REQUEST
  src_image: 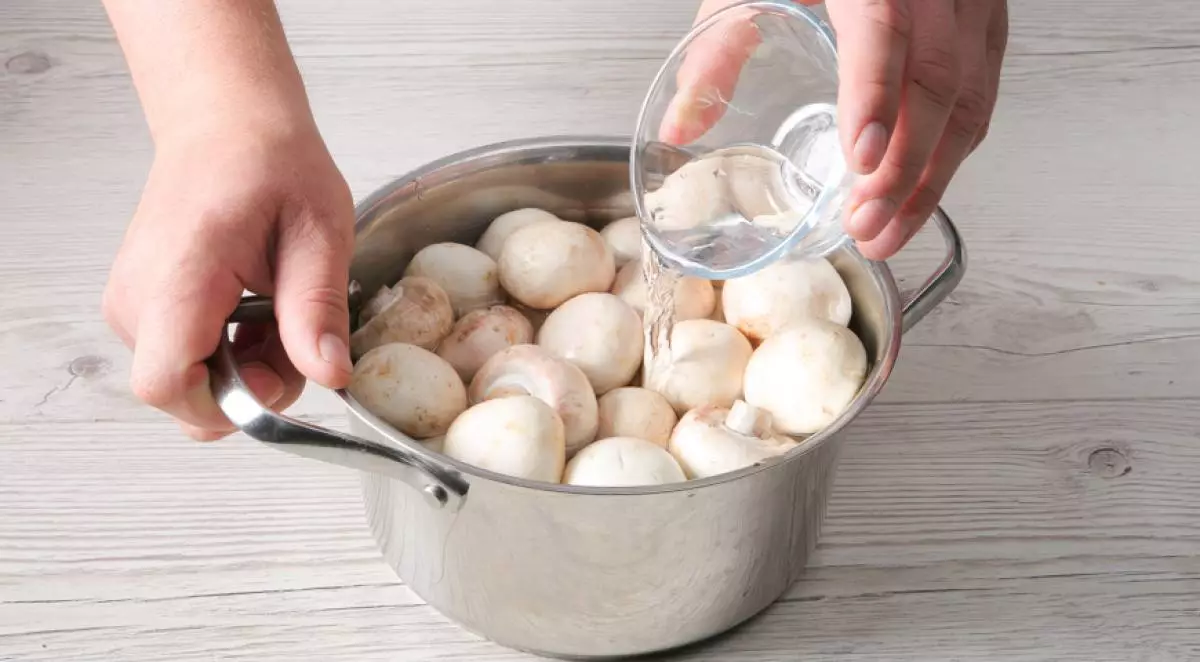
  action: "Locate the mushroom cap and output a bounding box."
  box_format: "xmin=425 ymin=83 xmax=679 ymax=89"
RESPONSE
xmin=403 ymin=242 xmax=504 ymax=317
xmin=443 ymin=395 xmax=566 ymax=483
xmin=498 ymin=221 xmax=616 ymax=309
xmin=644 ymin=318 xmax=753 ymax=414
xmin=667 ymin=402 xmax=799 ymax=479
xmin=720 ymin=256 xmax=852 ymax=344
xmin=437 ymin=304 xmax=534 ymax=382
xmin=476 ymin=208 xmax=561 ymax=261
xmin=349 ymin=277 xmax=455 ymax=359
xmin=743 ymin=317 xmax=868 ymax=435
xmin=469 ymin=344 xmax=600 ymax=457
xmin=562 ymin=436 xmax=686 ymax=487
xmin=642 ymin=156 xmax=729 ymax=232
xmin=599 ymin=216 xmax=643 ymax=268
xmin=611 ymin=260 xmax=716 ymax=322
xmin=643 ymin=151 xmax=801 ymax=235
xmin=348 ymin=343 xmax=467 ymax=439
xmin=596 ymin=387 xmax=677 ymax=447
xmin=536 ymin=292 xmax=642 ymax=395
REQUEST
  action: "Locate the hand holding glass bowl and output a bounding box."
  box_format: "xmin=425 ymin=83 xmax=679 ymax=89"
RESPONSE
xmin=635 ymin=0 xmax=1008 ymax=278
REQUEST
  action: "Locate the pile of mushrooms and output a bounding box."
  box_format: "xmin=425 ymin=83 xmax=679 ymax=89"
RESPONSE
xmin=347 ymin=205 xmax=869 ymax=487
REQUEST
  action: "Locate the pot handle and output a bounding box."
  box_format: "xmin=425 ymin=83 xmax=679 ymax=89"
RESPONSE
xmin=898 ymin=206 xmax=966 ymax=333
xmin=206 ymin=295 xmax=469 ymax=511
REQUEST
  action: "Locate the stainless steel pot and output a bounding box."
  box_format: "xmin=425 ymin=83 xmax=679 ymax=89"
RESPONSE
xmin=208 ymin=136 xmax=964 ymax=659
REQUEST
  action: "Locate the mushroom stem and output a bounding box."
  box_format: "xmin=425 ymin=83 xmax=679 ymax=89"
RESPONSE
xmin=725 ymin=400 xmax=772 ymax=438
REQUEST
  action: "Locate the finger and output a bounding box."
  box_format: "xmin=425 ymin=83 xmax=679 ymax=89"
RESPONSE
xmin=273 ymin=196 xmax=355 ymax=390
xmin=972 ymin=0 xmax=1009 ymax=153
xmin=233 ymin=323 xmax=305 ymax=413
xmin=861 ymin=0 xmax=997 ymax=258
xmin=824 ymin=0 xmax=912 ymax=174
xmin=129 ymin=267 xmax=246 ymax=432
xmin=661 ymin=0 xmax=767 ymax=145
xmin=845 ymin=0 xmax=961 ymax=244
xmin=173 ymin=357 xmax=287 ymax=441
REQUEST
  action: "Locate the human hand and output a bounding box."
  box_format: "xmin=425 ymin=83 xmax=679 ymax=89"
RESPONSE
xmin=675 ymin=0 xmax=1009 ymax=259
xmin=102 ymin=118 xmax=356 ymax=440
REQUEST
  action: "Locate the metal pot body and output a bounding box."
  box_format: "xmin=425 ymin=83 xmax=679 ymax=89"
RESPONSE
xmin=345 ymin=137 xmax=961 ymax=658
xmin=210 ymin=137 xmax=964 ymax=659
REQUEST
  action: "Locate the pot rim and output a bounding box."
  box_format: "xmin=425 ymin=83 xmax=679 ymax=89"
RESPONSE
xmin=336 ymin=134 xmax=903 ymax=497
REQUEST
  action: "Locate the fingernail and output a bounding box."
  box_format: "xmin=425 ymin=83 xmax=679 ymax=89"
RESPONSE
xmin=848 ymin=198 xmax=897 ymax=240
xmin=318 ymin=333 xmax=352 ymax=374
xmin=240 ymin=361 xmax=287 ymax=407
xmin=853 ymin=122 xmax=888 ymax=174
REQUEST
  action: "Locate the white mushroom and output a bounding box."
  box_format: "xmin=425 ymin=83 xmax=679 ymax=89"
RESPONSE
xmin=437 ymin=305 xmax=534 ymax=382
xmin=403 ymin=242 xmax=504 ymax=317
xmin=611 ymin=259 xmax=716 ymax=322
xmin=442 ymin=396 xmax=566 ymax=483
xmin=498 ymin=221 xmax=615 ymax=309
xmin=643 ymin=152 xmax=793 ymax=232
xmin=349 ymin=277 xmax=454 ymax=359
xmin=599 ymin=216 xmax=643 ymax=268
xmin=536 ymin=293 xmax=642 ymax=395
xmin=644 ymin=318 xmax=752 ymax=414
xmin=562 ymin=436 xmax=686 ymax=487
xmin=667 ymin=400 xmax=799 ymax=479
xmin=596 ymin=387 xmax=677 ymax=448
xmin=348 ymin=343 xmax=467 ymax=439
xmin=469 ymin=344 xmax=599 ymax=457
xmin=475 ymin=208 xmax=562 ymax=261
xmin=743 ymin=317 xmax=868 ymax=435
xmin=721 ymin=256 xmax=852 ymax=343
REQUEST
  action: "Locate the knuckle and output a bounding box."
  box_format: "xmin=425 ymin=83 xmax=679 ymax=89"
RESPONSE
xmin=859 ymin=0 xmax=913 ymax=41
xmin=947 ymin=85 xmax=991 ymax=141
xmin=128 ymin=369 xmax=178 ymax=410
xmin=905 ymin=184 xmax=944 ymax=219
xmin=910 ymin=47 xmax=962 ymax=109
xmin=294 ymin=284 xmax=351 ymax=317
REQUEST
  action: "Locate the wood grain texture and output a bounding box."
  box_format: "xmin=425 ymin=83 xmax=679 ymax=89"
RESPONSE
xmin=3 ymin=0 xmax=1200 ymax=659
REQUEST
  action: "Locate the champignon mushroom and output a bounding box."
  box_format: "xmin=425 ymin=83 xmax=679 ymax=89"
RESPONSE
xmin=349 ymin=277 xmax=455 ymax=359
xmin=644 ymin=318 xmax=753 ymax=414
xmin=599 ymin=216 xmax=643 ymax=268
xmin=611 ymin=259 xmax=716 ymax=322
xmin=642 ymin=152 xmax=793 ymax=233
xmin=403 ymin=242 xmax=504 ymax=317
xmin=437 ymin=305 xmax=534 ymax=382
xmin=642 ymin=156 xmax=728 ymax=232
xmin=721 ymin=256 xmax=852 ymax=343
xmin=742 ymin=317 xmax=868 ymax=435
xmin=442 ymin=395 xmax=566 ymax=483
xmin=596 ymin=387 xmax=677 ymax=447
xmin=498 ymin=221 xmax=616 ymax=309
xmin=469 ymin=344 xmax=599 ymax=457
xmin=667 ymin=400 xmax=799 ymax=479
xmin=536 ymin=293 xmax=642 ymax=395
xmin=562 ymin=436 xmax=686 ymax=487
xmin=348 ymin=343 xmax=467 ymax=439
xmin=475 ymin=208 xmax=562 ymax=261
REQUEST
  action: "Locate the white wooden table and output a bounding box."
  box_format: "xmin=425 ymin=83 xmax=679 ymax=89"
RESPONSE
xmin=3 ymin=1 xmax=1199 ymax=660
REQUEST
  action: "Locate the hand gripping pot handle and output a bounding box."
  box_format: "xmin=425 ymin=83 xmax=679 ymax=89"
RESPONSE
xmin=899 ymin=207 xmax=966 ymax=334
xmin=205 ymin=292 xmax=470 ymax=511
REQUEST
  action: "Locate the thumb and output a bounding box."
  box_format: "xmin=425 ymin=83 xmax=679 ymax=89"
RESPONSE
xmin=273 ymin=201 xmax=355 ymax=389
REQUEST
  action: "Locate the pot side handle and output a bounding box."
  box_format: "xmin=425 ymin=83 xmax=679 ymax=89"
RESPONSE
xmin=898 ymin=206 xmax=966 ymax=334
xmin=206 ymin=300 xmax=469 ymax=511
